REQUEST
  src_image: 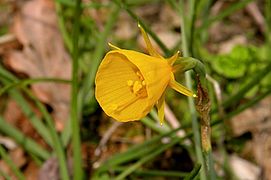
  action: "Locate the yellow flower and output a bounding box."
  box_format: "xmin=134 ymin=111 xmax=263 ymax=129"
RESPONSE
xmin=95 ymin=24 xmax=196 ymax=124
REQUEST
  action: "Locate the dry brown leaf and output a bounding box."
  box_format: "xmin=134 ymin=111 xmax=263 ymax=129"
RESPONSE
xmin=24 ymin=161 xmax=40 ymax=180
xmin=0 ymin=34 xmax=21 ymax=55
xmin=230 ymin=96 xmax=271 ymax=179
xmin=38 ymin=156 xmax=73 ymax=180
xmin=230 ymin=96 xmax=271 ymax=136
xmin=229 ymin=154 xmax=261 ymax=180
xmin=115 ymin=12 xmax=136 ymax=40
xmin=4 ymin=0 xmax=71 ymax=130
xmin=253 ymin=132 xmax=271 ymax=179
xmin=9 ymin=147 xmax=27 ymax=168
xmin=38 ymin=157 xmax=60 ymax=180
xmin=159 ymin=4 xmax=180 ymax=28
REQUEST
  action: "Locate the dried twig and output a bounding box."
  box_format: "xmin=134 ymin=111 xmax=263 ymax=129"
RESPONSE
xmin=246 ymin=2 xmax=265 ymax=34
xmin=0 ymin=34 xmax=19 ymax=55
xmin=165 ymin=104 xmax=190 ymax=144
xmin=94 ymin=121 xmax=121 ymax=157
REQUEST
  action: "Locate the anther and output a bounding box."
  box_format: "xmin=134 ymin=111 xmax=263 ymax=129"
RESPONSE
xmin=127 ymin=80 xmax=134 ymax=87
xmin=142 ymin=80 xmax=146 ymax=86
xmin=133 ymin=81 xmax=143 ymax=94
xmin=136 ymin=71 xmax=144 ymax=80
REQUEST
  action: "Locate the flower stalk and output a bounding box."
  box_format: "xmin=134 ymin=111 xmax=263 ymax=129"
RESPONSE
xmin=175 ymin=57 xmax=215 ymax=178
xmin=195 ymin=75 xmax=216 ymax=179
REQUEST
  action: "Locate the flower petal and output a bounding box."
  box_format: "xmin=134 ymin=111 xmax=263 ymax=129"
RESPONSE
xmin=138 ymin=24 xmax=163 ymax=58
xmin=95 ymin=51 xmax=152 ymax=121
xmin=156 ymin=92 xmax=166 ymax=125
xmin=108 ymin=42 xmax=121 ymax=50
xmin=167 ymin=51 xmax=180 ymax=65
xmin=117 ymin=49 xmax=172 ymax=104
xmin=169 ymin=78 xmax=195 ymax=97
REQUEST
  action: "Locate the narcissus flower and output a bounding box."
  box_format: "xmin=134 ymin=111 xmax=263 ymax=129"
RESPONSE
xmin=95 ymin=24 xmax=196 ymax=124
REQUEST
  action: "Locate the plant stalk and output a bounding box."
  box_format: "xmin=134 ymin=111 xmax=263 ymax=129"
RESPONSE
xmin=71 ymin=0 xmax=83 ymax=179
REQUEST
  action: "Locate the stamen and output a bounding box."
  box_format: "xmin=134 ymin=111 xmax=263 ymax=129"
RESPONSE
xmin=133 ymin=81 xmax=143 ymax=94
xmin=142 ymin=80 xmax=146 ymax=86
xmin=127 ymin=80 xmax=134 ymax=87
xmin=126 ymin=71 xmax=147 ymax=98
xmin=136 ymin=71 xmax=144 ymax=80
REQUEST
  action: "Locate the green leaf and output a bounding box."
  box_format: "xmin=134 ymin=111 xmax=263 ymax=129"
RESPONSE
xmin=211 ymin=45 xmax=257 ymax=78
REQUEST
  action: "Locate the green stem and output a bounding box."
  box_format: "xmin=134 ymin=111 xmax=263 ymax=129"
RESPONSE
xmin=0 ymin=78 xmax=70 ymax=97
xmin=114 ymin=137 xmax=183 ymax=180
xmin=212 ymin=88 xmax=271 ymax=126
xmin=141 ymin=117 xmax=169 ymax=134
xmin=55 ymin=2 xmax=72 ymax=52
xmin=111 ymin=167 xmax=188 ymax=177
xmin=195 ymin=76 xmax=216 ymax=179
xmin=179 ymin=1 xmax=207 ymax=180
xmin=95 ymin=127 xmax=185 ymax=174
xmin=0 ymin=65 xmax=69 ymax=177
xmin=174 ymin=57 xmax=206 ymax=78
xmin=24 ymin=90 xmax=69 ymax=180
xmin=0 ymin=116 xmax=50 ymax=160
xmin=0 ymin=145 xmax=25 ymax=180
xmin=71 ymin=0 xmax=83 ymax=179
xmin=184 ymin=163 xmax=202 ymax=180
xmin=114 ymin=0 xmax=171 ymax=56
xmin=80 ymin=3 xmax=120 ymax=106
xmin=201 ymin=0 xmax=253 ymax=30
xmin=0 ymin=75 xmax=54 ymax=148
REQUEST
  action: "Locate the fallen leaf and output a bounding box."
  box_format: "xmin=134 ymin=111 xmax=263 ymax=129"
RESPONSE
xmin=10 ymin=147 xmax=27 ymax=168
xmin=24 ymin=161 xmax=40 ymax=180
xmin=38 ymin=157 xmax=59 ymax=180
xmin=230 ymin=96 xmax=271 ymax=179
xmin=38 ymin=156 xmax=73 ymax=180
xmin=229 ymin=154 xmax=261 ymax=180
xmin=230 ymin=96 xmax=271 ymax=136
xmin=253 ymin=132 xmax=271 ymax=179
xmin=0 ymin=34 xmax=21 ymax=55
xmin=4 ymin=0 xmax=72 ymax=131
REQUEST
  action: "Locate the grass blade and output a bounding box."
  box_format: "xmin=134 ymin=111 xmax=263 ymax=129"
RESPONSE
xmin=0 ymin=116 xmax=50 ymax=160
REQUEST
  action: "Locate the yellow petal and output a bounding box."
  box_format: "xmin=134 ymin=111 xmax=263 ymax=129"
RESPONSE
xmin=95 ymin=49 xmax=172 ymax=122
xmin=169 ymin=77 xmax=195 ymax=97
xmin=156 ymin=92 xmax=166 ymax=125
xmin=108 ymin=43 xmax=121 ymax=50
xmin=138 ymin=24 xmax=163 ymax=58
xmin=117 ymin=49 xmax=172 ymax=104
xmin=167 ymin=51 xmax=180 ymax=65
xmin=95 ymin=51 xmax=151 ymax=121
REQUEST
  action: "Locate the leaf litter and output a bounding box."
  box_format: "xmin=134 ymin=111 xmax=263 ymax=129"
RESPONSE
xmin=3 ymin=0 xmax=71 ymax=131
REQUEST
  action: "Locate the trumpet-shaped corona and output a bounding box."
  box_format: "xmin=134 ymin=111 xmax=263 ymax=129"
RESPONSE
xmin=95 ymin=24 xmax=196 ymax=124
